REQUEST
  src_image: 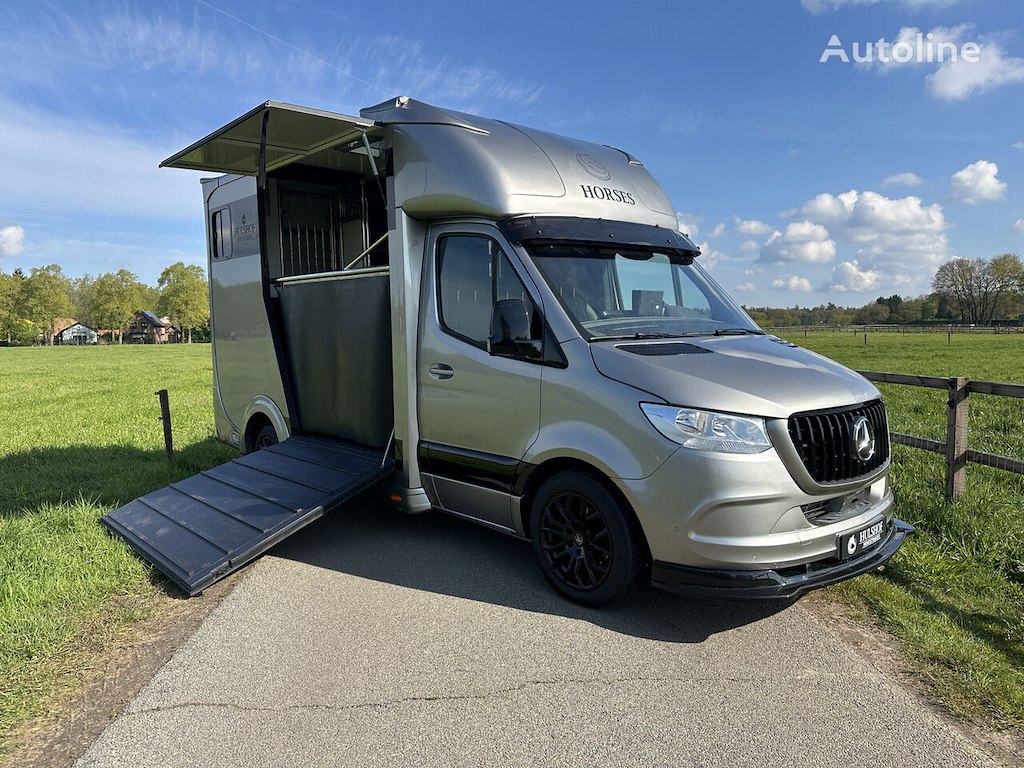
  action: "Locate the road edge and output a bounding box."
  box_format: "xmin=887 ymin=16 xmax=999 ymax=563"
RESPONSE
xmin=2 ymin=573 xmax=240 ymax=768
xmin=798 ymin=590 xmax=1023 ymax=768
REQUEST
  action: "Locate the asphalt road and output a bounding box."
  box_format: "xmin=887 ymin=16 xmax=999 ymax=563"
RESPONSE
xmin=77 ymin=494 xmax=996 ymax=767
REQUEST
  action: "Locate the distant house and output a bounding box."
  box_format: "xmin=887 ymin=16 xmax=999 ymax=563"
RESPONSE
xmin=126 ymin=311 xmax=182 ymax=344
xmin=54 ymin=321 xmax=99 ymax=345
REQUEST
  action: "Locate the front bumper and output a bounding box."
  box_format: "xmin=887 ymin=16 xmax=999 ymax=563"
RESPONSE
xmin=651 ymin=518 xmax=915 ymax=599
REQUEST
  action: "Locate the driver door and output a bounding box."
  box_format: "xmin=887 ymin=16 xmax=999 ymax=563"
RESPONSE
xmin=417 ymin=225 xmax=544 ymax=530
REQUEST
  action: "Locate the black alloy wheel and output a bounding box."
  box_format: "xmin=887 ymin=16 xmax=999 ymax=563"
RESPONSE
xmin=539 ymin=490 xmax=613 ymax=591
xmin=530 ymin=470 xmax=641 ymax=607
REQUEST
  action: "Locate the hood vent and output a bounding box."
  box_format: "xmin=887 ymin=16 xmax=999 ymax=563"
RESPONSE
xmin=619 ymin=343 xmax=712 ymax=356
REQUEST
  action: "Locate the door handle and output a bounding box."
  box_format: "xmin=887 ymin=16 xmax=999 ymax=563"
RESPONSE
xmin=428 ymin=363 xmax=454 ymax=380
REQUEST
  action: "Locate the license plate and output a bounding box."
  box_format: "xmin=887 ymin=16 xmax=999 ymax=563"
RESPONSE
xmin=838 ymin=519 xmax=886 ymax=560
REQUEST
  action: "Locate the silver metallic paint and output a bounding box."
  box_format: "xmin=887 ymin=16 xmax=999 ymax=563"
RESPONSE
xmin=202 ymin=175 xmax=289 ymax=448
xmin=181 ymin=96 xmax=900 ymax=584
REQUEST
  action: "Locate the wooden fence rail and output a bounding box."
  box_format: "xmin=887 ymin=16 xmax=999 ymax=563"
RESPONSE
xmin=857 ymin=370 xmax=1024 ymax=500
xmin=767 ymin=324 xmax=1024 ymax=335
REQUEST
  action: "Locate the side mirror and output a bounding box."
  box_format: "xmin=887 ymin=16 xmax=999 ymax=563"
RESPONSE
xmin=488 ymin=299 xmax=541 ymax=359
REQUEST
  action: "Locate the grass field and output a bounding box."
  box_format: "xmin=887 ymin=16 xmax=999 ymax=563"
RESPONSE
xmin=784 ymin=330 xmax=1024 ymax=730
xmin=0 ymin=345 xmax=233 ymax=748
xmin=0 ymin=334 xmax=1022 ymax=751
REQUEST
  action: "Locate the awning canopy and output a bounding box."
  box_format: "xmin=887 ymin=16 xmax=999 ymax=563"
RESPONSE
xmin=160 ymin=101 xmax=375 ymax=175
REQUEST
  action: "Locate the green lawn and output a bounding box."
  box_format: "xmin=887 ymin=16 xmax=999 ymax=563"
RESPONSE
xmin=785 ymin=330 xmax=1024 ymax=730
xmin=1 ymin=335 xmax=1022 ymax=749
xmin=0 ymin=345 xmax=233 ymax=746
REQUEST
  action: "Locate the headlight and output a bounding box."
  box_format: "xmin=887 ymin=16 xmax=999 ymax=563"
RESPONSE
xmin=640 ymin=403 xmax=772 ymax=454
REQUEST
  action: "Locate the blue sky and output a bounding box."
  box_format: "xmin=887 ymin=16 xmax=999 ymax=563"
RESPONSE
xmin=1 ymin=0 xmax=1021 ymax=307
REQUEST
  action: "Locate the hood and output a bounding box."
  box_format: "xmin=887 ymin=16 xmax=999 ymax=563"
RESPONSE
xmin=589 ymin=335 xmax=879 ymax=419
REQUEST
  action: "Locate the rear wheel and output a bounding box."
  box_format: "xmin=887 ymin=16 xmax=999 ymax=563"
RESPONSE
xmin=253 ymin=423 xmax=278 ymax=451
xmin=530 ymin=470 xmax=641 ymax=607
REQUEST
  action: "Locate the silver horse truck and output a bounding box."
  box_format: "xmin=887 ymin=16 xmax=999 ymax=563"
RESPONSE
xmin=102 ymin=97 xmax=913 ymax=605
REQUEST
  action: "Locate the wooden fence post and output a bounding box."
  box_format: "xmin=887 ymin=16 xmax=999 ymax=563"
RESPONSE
xmin=945 ymin=377 xmax=968 ymax=500
xmin=156 ymin=389 xmax=174 ymax=458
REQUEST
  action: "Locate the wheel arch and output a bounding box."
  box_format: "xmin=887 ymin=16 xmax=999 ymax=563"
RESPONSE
xmin=517 ymin=457 xmax=652 ymax=567
xmin=242 ymin=396 xmax=290 ymax=454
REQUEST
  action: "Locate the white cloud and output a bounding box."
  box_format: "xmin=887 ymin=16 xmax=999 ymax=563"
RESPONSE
xmin=930 ymin=37 xmax=1024 ymax=101
xmin=802 ymin=0 xmax=958 ymax=12
xmin=825 ymin=260 xmax=882 ymax=292
xmin=883 ymin=172 xmax=923 ymax=187
xmin=734 ymin=216 xmax=773 ymax=236
xmin=772 ymin=275 xmax=813 ymax=292
xmin=760 ymin=221 xmax=836 ymax=263
xmin=1014 ymin=142 xmax=1024 ymax=152
xmin=799 ymin=189 xmax=945 ymax=235
xmin=1014 ymin=218 xmax=1024 ymax=235
xmin=0 ymin=9 xmax=542 ymax=122
xmin=795 ymin=188 xmax=948 ymax=292
xmin=709 ymin=222 xmax=726 ymax=238
xmin=676 ymin=212 xmax=703 ymax=236
xmin=739 ymin=240 xmax=760 ymax=253
xmin=0 ymin=225 xmax=25 ymax=257
xmin=365 ymin=37 xmax=544 ymax=108
xmin=17 ymin=234 xmax=204 ymax=285
xmin=735 ymin=282 xmax=757 ymax=292
xmin=696 ymin=241 xmax=722 ymax=272
xmin=847 ymin=24 xmax=1024 ymax=101
xmin=856 ymin=25 xmax=970 ymax=73
xmin=0 ymin=101 xmax=200 ymax=221
xmin=801 ymin=0 xmax=856 ymax=16
xmin=951 ymin=160 xmax=1006 ymax=204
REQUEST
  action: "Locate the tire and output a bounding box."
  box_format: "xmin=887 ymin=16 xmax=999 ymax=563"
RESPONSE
xmin=253 ymin=423 xmax=278 ymax=451
xmin=530 ymin=470 xmax=642 ymax=607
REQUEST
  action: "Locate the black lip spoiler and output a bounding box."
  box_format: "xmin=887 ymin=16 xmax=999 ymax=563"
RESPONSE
xmin=650 ymin=519 xmax=915 ymax=600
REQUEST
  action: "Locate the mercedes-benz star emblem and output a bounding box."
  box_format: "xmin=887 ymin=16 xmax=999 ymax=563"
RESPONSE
xmin=576 ymin=152 xmax=611 ymax=180
xmin=851 ymin=416 xmax=875 ymax=462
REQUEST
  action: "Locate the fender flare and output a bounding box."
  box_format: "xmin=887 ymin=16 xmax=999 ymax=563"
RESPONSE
xmin=242 ymin=395 xmax=290 ymax=452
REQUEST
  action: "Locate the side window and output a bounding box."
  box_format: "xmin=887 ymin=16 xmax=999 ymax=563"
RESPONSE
xmin=437 ymin=235 xmax=537 ymax=348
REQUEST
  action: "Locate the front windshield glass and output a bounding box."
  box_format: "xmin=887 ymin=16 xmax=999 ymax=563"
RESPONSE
xmin=527 ymin=243 xmax=762 ymax=340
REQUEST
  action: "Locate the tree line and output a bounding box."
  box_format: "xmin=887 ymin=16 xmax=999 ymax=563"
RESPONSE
xmin=2 ymin=253 xmax=1019 ymax=342
xmin=745 ymin=253 xmax=1023 ymax=328
xmin=0 ymin=262 xmax=209 ymax=345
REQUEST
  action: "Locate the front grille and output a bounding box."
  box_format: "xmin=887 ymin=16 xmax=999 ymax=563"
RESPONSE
xmin=801 ymin=492 xmax=874 ymax=526
xmin=788 ymin=400 xmax=889 ymax=484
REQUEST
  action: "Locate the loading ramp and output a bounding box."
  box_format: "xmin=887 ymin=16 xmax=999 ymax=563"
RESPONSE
xmin=102 ymin=435 xmax=393 ymax=596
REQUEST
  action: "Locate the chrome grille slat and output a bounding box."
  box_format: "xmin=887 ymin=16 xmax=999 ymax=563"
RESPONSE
xmin=788 ymin=400 xmax=889 ymax=484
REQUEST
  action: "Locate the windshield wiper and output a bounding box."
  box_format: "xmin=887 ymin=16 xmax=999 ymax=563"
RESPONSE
xmin=589 ymin=332 xmax=683 ymax=341
xmin=712 ymin=328 xmax=766 ymax=336
xmin=589 ymin=329 xmax=765 ymax=342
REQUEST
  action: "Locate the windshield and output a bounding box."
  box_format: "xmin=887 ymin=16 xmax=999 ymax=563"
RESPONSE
xmin=526 ymin=243 xmax=762 ymax=340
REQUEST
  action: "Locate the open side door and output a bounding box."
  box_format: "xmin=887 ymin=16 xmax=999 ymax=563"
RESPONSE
xmin=102 ymin=436 xmax=393 ymax=596
xmin=160 ymin=101 xmax=376 ymax=175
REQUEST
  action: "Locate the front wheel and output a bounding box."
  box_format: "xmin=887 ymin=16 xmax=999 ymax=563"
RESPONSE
xmin=530 ymin=471 xmax=642 ymax=607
